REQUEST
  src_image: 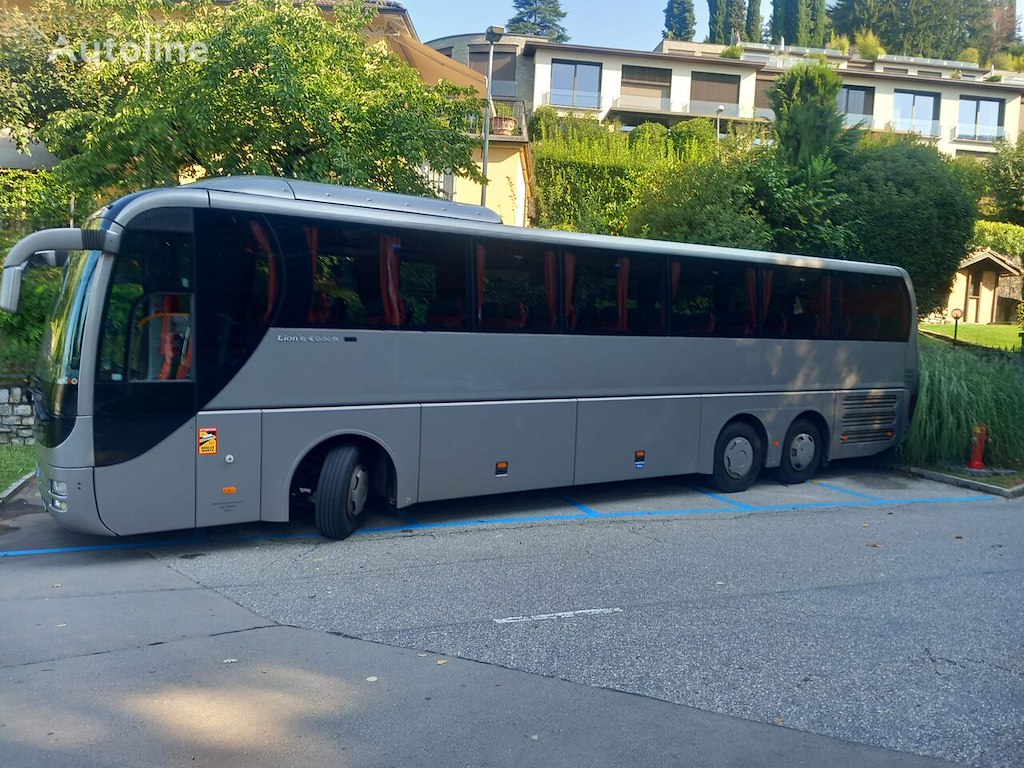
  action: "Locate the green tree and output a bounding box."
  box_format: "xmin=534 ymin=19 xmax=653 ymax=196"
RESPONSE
xmin=708 ymin=0 xmax=728 ymax=43
xmin=810 ymin=0 xmax=828 ymax=48
xmin=772 ymin=0 xmax=813 ymax=46
xmin=18 ymin=0 xmax=484 ymax=198
xmin=834 ymin=139 xmax=977 ymax=312
xmin=507 ymin=0 xmax=569 ymax=42
xmin=663 ymin=0 xmax=696 ymax=40
xmin=745 ymin=0 xmax=763 ymax=43
xmin=628 ymin=159 xmax=774 ymax=250
xmin=989 ymin=139 xmax=1024 ymax=226
xmin=972 ymin=220 xmax=1024 ymax=259
xmin=726 ymin=0 xmax=747 ymax=42
xmin=769 ymin=62 xmax=853 ymax=170
xmin=832 ymin=0 xmax=993 ymax=60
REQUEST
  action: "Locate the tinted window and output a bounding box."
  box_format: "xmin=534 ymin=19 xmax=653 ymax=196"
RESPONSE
xmin=195 ymin=209 xmax=281 ymax=404
xmin=670 ymin=258 xmax=754 ymax=337
xmin=837 ymin=272 xmax=911 ymax=341
xmin=762 ymin=265 xmax=833 ymax=339
xmin=275 ymin=218 xmax=470 ymax=331
xmin=567 ymin=249 xmax=665 ymax=334
xmin=478 ymin=238 xmax=558 ymax=332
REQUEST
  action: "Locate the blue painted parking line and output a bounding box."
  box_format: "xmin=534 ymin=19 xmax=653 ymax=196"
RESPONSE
xmin=0 ymin=492 xmax=996 ymax=557
xmin=811 ymin=480 xmax=883 ymax=501
xmin=692 ymin=488 xmax=755 ymax=509
xmin=556 ymin=493 xmax=601 ymax=517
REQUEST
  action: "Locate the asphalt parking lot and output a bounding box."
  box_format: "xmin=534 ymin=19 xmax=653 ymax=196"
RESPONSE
xmin=1 ymin=466 xmax=1021 ymax=768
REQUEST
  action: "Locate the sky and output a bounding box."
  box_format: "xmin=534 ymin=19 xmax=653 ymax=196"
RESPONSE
xmin=404 ymin=1 xmax=1024 ymax=52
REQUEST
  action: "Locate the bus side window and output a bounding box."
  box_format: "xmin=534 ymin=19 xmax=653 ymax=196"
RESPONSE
xmin=838 ymin=273 xmax=910 ymax=341
xmin=397 ymin=230 xmax=470 ymax=330
xmin=477 ymin=238 xmax=558 ymax=332
xmin=670 ymin=258 xmax=715 ymax=336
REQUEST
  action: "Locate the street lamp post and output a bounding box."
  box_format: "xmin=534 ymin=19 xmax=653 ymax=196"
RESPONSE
xmin=480 ymin=25 xmax=504 ymax=207
xmin=715 ymin=104 xmax=724 ymax=137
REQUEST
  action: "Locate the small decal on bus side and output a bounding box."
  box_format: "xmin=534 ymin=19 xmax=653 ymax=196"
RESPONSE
xmin=198 ymin=427 xmax=218 ymax=455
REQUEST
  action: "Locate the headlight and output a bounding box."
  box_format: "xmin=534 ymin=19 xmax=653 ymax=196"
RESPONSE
xmin=50 ymin=480 xmax=68 ymax=497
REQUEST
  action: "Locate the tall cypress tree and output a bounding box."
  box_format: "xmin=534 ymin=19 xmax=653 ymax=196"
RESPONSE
xmin=708 ymin=0 xmax=728 ymax=43
xmin=810 ymin=0 xmax=828 ymax=48
xmin=726 ymin=0 xmax=747 ymax=42
xmin=771 ymin=0 xmax=786 ymax=43
xmin=746 ymin=0 xmax=763 ymax=43
xmin=506 ymin=0 xmax=570 ymax=42
xmin=664 ymin=0 xmax=696 ymax=41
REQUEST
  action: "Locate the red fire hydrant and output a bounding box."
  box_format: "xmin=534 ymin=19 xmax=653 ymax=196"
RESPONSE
xmin=968 ymin=424 xmax=989 ymax=470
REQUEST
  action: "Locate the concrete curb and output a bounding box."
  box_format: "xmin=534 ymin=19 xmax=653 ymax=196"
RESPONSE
xmin=0 ymin=470 xmax=35 ymax=506
xmin=901 ymin=465 xmax=1024 ymax=499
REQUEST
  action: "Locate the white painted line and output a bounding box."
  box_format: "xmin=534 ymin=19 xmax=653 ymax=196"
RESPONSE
xmin=493 ymin=607 xmax=623 ymax=624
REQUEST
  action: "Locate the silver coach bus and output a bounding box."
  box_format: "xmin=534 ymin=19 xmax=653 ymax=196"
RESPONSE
xmin=1 ymin=177 xmax=918 ymax=539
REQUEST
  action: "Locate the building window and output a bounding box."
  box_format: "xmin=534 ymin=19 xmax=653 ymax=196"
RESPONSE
xmin=689 ymin=71 xmax=740 ymax=113
xmin=469 ymin=48 xmax=517 ymax=98
xmin=619 ymin=65 xmax=671 ymax=111
xmin=550 ymin=60 xmax=602 ymax=109
xmin=839 ymin=85 xmax=874 ymax=117
xmin=893 ymin=90 xmax=940 ymax=136
xmin=958 ymin=96 xmax=1004 ymax=141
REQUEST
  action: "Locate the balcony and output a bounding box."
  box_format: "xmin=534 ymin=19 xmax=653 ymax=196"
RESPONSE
xmin=541 ymin=90 xmax=602 ymax=110
xmin=687 ymin=101 xmax=740 ymax=118
xmin=952 ymin=124 xmax=1005 ymax=142
xmin=469 ymin=100 xmax=529 ymax=139
xmin=611 ymin=94 xmax=672 ymax=113
xmin=842 ymin=113 xmax=877 ymax=129
xmin=890 ymin=117 xmax=941 ymax=138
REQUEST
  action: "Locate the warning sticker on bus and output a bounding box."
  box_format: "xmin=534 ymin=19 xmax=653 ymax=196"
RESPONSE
xmin=198 ymin=427 xmax=218 ymax=456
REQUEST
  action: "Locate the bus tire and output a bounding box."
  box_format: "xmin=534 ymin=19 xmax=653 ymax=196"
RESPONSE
xmin=315 ymin=445 xmax=369 ymax=539
xmin=711 ymin=421 xmax=763 ymax=493
xmin=777 ymin=418 xmax=821 ymax=485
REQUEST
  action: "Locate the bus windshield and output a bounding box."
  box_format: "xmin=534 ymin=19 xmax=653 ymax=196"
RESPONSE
xmin=34 ymin=248 xmax=100 ymax=447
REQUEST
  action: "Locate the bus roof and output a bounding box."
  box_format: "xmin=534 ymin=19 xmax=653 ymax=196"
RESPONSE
xmin=185 ymin=176 xmax=504 ymax=225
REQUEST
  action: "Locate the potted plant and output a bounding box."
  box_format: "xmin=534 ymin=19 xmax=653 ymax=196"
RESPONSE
xmin=490 ymin=102 xmax=518 ymax=135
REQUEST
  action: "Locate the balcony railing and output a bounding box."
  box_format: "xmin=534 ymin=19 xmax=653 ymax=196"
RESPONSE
xmin=842 ymin=113 xmax=876 ymax=129
xmin=541 ymin=89 xmax=602 ymax=110
xmin=611 ymin=94 xmax=672 ymax=112
xmin=469 ymin=99 xmax=529 ymax=139
xmin=890 ymin=117 xmax=941 ymax=137
xmin=687 ymin=100 xmax=741 ymax=118
xmin=952 ymin=124 xmax=1005 ymax=142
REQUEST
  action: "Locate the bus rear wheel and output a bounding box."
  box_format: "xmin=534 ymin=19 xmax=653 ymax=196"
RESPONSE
xmin=315 ymin=445 xmax=369 ymax=539
xmin=711 ymin=421 xmax=763 ymax=493
xmin=777 ymin=418 xmax=822 ymax=485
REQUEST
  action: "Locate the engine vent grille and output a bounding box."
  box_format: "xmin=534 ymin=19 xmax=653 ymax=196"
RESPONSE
xmin=840 ymin=393 xmax=898 ymax=444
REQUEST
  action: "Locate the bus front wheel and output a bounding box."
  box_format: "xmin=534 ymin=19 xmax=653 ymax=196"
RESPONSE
xmin=777 ymin=418 xmax=822 ymax=485
xmin=315 ymin=445 xmax=369 ymax=539
xmin=711 ymin=421 xmax=763 ymax=493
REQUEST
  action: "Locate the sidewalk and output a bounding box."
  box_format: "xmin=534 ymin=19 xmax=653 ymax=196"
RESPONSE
xmin=0 ymin=489 xmax=956 ymax=768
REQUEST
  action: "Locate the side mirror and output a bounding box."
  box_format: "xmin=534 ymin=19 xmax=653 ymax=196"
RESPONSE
xmin=0 ymin=263 xmax=26 ymax=314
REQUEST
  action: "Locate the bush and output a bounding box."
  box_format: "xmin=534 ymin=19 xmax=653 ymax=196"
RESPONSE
xmin=854 ymin=30 xmax=885 ymax=60
xmin=899 ymin=342 xmax=1024 ymax=469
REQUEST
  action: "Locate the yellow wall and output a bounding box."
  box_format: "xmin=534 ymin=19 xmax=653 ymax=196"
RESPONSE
xmin=453 ymin=143 xmax=530 ymax=227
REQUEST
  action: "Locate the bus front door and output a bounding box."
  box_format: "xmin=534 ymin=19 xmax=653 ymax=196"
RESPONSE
xmin=194 ymin=410 xmax=262 ymax=528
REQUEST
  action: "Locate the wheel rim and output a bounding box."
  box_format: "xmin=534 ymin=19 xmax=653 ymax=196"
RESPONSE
xmin=788 ymin=432 xmax=816 ymax=472
xmin=723 ymin=437 xmax=754 ymax=479
xmin=347 ymin=464 xmax=369 ymax=519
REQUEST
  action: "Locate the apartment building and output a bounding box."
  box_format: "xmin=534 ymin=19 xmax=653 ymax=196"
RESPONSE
xmin=428 ymin=33 xmax=1024 ymax=159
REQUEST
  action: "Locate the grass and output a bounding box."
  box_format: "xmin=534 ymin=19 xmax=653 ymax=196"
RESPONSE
xmin=0 ymin=444 xmax=35 ymax=492
xmin=899 ymin=335 xmax=1024 ymax=470
xmin=920 ymin=322 xmax=1023 ymax=352
xmin=938 ymin=468 xmax=1024 ymax=489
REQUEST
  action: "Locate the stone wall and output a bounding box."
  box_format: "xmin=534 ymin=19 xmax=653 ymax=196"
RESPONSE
xmin=0 ymin=381 xmax=35 ymax=445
